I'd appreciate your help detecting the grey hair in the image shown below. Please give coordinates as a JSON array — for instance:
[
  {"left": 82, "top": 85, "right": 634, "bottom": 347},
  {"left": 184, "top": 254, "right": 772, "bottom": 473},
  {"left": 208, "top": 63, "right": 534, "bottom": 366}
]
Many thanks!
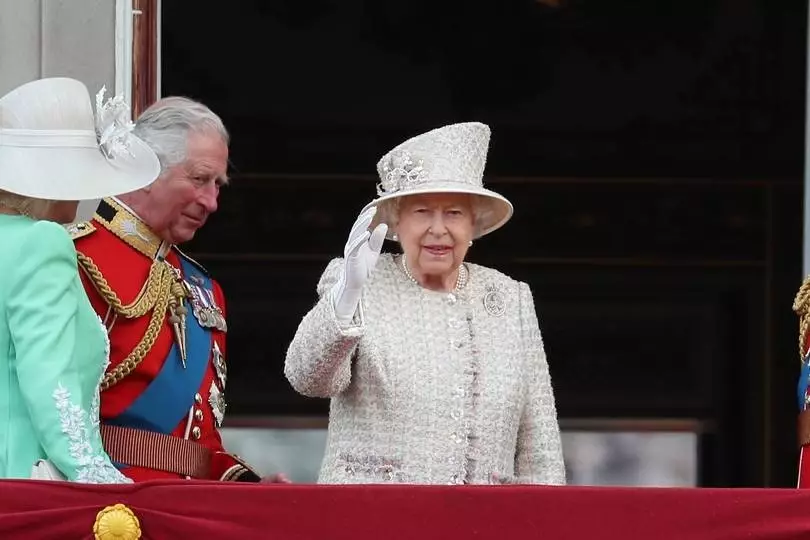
[
  {"left": 132, "top": 97, "right": 229, "bottom": 173},
  {"left": 382, "top": 194, "right": 493, "bottom": 238}
]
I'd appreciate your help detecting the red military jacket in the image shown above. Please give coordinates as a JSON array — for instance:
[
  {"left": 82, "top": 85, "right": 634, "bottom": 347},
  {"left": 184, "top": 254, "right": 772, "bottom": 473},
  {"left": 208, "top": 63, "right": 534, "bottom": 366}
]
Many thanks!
[
  {"left": 798, "top": 338, "right": 810, "bottom": 488},
  {"left": 70, "top": 197, "right": 258, "bottom": 482},
  {"left": 795, "top": 278, "right": 810, "bottom": 488}
]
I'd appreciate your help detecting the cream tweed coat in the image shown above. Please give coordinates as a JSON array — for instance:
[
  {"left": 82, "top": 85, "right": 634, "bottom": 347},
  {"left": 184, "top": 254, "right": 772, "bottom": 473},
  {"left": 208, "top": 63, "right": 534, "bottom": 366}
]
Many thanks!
[{"left": 285, "top": 254, "right": 566, "bottom": 485}]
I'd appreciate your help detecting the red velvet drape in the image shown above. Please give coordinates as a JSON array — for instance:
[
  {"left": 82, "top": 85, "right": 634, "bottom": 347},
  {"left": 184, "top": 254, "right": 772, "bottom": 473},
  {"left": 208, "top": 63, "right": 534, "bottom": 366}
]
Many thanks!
[{"left": 2, "top": 480, "right": 810, "bottom": 539}]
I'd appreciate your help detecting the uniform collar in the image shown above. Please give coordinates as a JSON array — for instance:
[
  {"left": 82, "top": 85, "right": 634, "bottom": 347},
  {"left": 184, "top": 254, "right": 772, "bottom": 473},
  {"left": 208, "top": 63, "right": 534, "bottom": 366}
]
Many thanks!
[{"left": 93, "top": 197, "right": 172, "bottom": 259}]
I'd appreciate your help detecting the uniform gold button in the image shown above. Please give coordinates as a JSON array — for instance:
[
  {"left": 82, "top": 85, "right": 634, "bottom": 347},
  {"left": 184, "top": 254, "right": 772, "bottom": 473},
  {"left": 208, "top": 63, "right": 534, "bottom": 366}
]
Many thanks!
[
  {"left": 194, "top": 409, "right": 204, "bottom": 422},
  {"left": 194, "top": 393, "right": 202, "bottom": 404},
  {"left": 191, "top": 426, "right": 201, "bottom": 440}
]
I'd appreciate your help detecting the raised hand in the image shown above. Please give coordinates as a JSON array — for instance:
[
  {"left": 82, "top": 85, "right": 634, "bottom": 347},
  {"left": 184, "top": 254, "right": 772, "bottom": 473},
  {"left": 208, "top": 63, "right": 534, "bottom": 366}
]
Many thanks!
[{"left": 331, "top": 206, "right": 388, "bottom": 326}]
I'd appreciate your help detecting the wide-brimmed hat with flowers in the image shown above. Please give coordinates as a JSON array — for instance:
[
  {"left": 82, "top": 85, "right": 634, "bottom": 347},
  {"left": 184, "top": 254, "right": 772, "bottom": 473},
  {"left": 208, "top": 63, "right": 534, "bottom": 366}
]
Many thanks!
[
  {"left": 0, "top": 77, "right": 160, "bottom": 201},
  {"left": 363, "top": 122, "right": 513, "bottom": 239}
]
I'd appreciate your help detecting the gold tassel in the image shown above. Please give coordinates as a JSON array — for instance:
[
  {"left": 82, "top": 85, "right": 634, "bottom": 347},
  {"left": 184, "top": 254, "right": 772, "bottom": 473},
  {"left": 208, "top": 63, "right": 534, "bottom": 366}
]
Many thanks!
[{"left": 168, "top": 270, "right": 189, "bottom": 368}]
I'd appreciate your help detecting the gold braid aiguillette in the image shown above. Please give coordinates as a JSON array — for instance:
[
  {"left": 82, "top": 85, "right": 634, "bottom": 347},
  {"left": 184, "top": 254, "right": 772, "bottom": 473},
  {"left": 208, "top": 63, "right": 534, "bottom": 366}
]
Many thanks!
[
  {"left": 78, "top": 253, "right": 177, "bottom": 390},
  {"left": 793, "top": 275, "right": 810, "bottom": 360}
]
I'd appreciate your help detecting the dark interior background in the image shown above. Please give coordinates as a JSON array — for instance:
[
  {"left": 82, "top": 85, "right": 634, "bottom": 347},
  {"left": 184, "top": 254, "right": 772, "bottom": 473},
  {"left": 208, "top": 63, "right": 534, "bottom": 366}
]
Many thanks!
[{"left": 161, "top": 0, "right": 808, "bottom": 487}]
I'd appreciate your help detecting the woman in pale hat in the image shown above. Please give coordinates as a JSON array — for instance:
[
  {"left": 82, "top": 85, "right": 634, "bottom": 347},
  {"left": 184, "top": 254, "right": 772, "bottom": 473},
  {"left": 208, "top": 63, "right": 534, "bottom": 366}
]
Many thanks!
[
  {"left": 286, "top": 122, "right": 565, "bottom": 485},
  {"left": 0, "top": 77, "right": 160, "bottom": 482}
]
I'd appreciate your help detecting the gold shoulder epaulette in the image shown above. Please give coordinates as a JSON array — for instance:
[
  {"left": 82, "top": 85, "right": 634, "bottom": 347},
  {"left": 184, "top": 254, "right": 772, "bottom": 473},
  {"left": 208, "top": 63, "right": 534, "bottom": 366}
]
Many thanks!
[{"left": 65, "top": 221, "right": 96, "bottom": 241}]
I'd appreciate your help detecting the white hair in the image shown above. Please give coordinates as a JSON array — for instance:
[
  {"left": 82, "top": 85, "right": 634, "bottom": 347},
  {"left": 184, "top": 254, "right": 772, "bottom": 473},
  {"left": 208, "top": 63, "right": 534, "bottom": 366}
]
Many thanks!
[
  {"left": 132, "top": 97, "right": 229, "bottom": 173},
  {"left": 382, "top": 193, "right": 493, "bottom": 238}
]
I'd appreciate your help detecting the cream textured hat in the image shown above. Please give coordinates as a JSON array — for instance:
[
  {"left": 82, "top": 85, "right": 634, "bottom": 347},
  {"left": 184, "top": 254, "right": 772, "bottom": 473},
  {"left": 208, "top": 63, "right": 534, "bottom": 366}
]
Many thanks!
[
  {"left": 364, "top": 122, "right": 513, "bottom": 239},
  {"left": 0, "top": 77, "right": 160, "bottom": 201}
]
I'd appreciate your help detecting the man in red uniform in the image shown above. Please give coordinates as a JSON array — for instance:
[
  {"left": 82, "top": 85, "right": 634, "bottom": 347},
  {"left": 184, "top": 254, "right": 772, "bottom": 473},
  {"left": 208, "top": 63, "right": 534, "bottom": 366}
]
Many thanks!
[
  {"left": 70, "top": 96, "right": 272, "bottom": 481},
  {"left": 794, "top": 280, "right": 810, "bottom": 487}
]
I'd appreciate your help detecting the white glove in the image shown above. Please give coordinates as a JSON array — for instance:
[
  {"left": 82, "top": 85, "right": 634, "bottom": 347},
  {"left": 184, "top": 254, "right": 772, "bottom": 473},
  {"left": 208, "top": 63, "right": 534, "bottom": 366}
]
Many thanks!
[{"left": 331, "top": 206, "right": 388, "bottom": 326}]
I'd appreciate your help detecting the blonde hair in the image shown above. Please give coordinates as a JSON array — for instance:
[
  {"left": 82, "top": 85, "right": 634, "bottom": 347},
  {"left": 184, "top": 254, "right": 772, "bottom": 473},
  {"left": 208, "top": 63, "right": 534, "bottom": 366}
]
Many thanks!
[{"left": 0, "top": 190, "right": 54, "bottom": 220}]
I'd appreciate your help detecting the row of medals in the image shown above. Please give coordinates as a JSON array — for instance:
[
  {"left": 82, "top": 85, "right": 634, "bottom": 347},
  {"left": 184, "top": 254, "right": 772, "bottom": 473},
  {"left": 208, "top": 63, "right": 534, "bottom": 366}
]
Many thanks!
[
  {"left": 184, "top": 279, "right": 227, "bottom": 426},
  {"left": 185, "top": 279, "right": 227, "bottom": 332}
]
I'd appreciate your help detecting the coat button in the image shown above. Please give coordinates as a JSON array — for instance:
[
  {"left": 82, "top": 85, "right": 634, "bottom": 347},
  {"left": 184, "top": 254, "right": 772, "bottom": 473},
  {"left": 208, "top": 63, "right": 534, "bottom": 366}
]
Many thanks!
[
  {"left": 191, "top": 426, "right": 201, "bottom": 440},
  {"left": 194, "top": 409, "right": 204, "bottom": 422},
  {"left": 194, "top": 393, "right": 203, "bottom": 404}
]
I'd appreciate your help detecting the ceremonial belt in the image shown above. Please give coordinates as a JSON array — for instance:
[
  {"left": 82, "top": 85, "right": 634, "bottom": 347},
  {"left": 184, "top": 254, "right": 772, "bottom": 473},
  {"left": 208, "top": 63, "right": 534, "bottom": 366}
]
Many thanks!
[{"left": 101, "top": 424, "right": 211, "bottom": 479}]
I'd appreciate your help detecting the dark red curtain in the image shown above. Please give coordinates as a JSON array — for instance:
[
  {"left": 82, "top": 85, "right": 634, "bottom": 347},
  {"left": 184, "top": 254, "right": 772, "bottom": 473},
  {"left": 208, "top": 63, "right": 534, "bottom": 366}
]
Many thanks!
[{"left": 1, "top": 480, "right": 810, "bottom": 539}]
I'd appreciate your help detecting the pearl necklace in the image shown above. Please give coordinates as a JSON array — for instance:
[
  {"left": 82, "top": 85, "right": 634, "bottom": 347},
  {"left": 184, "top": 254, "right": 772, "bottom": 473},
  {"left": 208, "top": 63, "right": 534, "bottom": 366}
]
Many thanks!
[{"left": 400, "top": 254, "right": 468, "bottom": 294}]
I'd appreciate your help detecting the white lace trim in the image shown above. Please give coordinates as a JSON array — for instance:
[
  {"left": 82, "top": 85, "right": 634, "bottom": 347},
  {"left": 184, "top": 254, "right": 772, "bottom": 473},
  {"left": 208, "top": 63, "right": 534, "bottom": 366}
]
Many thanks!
[
  {"left": 48, "top": 317, "right": 131, "bottom": 484},
  {"left": 97, "top": 315, "right": 111, "bottom": 365}
]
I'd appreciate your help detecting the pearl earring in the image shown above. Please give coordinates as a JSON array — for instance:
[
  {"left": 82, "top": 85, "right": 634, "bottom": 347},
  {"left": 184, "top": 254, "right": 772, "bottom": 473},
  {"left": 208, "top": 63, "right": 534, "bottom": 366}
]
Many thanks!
[{"left": 468, "top": 240, "right": 473, "bottom": 247}]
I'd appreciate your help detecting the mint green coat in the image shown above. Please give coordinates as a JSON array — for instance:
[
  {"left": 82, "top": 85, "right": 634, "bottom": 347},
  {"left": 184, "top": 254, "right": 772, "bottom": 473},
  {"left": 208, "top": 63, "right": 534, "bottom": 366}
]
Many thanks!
[{"left": 0, "top": 215, "right": 128, "bottom": 483}]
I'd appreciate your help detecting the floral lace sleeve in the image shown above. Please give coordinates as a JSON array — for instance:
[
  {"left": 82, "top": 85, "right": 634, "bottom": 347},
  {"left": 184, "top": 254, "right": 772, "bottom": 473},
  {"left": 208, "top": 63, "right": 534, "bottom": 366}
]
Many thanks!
[{"left": 8, "top": 221, "right": 130, "bottom": 483}]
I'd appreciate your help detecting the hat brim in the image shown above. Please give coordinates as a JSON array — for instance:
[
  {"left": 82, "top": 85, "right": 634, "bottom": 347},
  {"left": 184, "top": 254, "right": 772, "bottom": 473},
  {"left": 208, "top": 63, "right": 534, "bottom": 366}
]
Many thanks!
[
  {"left": 361, "top": 182, "right": 514, "bottom": 240},
  {"left": 0, "top": 135, "right": 160, "bottom": 201}
]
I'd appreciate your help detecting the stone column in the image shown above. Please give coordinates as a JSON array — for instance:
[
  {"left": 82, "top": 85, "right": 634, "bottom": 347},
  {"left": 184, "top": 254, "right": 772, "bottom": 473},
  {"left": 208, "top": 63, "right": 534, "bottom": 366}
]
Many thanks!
[{"left": 0, "top": 0, "right": 116, "bottom": 97}]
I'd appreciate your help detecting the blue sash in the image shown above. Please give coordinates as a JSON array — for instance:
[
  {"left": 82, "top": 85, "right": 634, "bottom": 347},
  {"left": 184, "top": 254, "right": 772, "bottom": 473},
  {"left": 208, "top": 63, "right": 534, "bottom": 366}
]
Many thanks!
[
  {"left": 107, "top": 257, "right": 213, "bottom": 434},
  {"left": 799, "top": 353, "right": 810, "bottom": 410}
]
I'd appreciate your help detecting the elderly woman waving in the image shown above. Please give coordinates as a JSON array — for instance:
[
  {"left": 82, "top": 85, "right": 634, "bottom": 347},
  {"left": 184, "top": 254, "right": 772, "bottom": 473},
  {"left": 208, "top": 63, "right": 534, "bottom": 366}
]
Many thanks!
[{"left": 285, "top": 122, "right": 565, "bottom": 486}]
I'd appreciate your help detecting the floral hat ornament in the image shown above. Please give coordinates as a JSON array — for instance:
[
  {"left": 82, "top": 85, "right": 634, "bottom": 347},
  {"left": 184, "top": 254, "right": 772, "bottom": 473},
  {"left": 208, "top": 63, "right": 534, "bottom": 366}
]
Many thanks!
[{"left": 95, "top": 85, "right": 138, "bottom": 161}]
